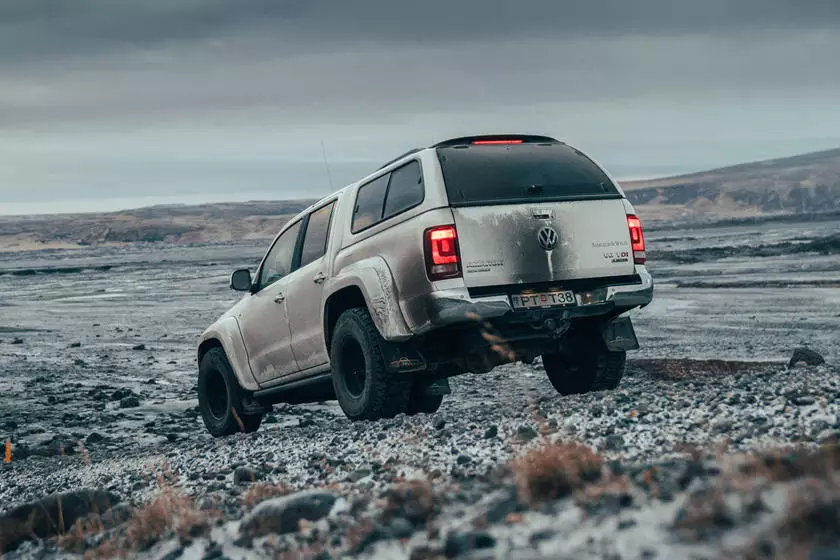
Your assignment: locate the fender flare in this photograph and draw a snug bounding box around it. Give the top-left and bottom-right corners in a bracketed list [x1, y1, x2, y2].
[324, 256, 413, 343]
[196, 316, 260, 392]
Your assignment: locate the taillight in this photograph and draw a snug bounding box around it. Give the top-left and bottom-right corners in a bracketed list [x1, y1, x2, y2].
[424, 225, 462, 281]
[627, 215, 646, 264]
[471, 139, 523, 145]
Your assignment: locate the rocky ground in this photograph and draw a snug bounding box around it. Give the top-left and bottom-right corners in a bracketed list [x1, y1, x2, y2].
[1, 218, 839, 559]
[2, 352, 838, 559]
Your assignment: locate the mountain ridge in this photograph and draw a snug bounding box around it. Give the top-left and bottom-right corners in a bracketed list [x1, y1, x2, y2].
[1, 146, 839, 252]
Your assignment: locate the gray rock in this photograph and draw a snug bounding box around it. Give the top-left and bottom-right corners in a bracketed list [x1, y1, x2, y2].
[603, 434, 625, 451]
[789, 347, 825, 368]
[240, 490, 337, 537]
[348, 469, 372, 482]
[517, 425, 538, 442]
[0, 489, 121, 552]
[234, 466, 261, 485]
[119, 395, 140, 408]
[99, 503, 134, 529]
[432, 416, 447, 430]
[388, 517, 415, 540]
[444, 531, 496, 558]
[483, 425, 498, 439]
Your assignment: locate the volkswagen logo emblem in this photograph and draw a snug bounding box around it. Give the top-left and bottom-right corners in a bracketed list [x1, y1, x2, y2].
[537, 226, 559, 251]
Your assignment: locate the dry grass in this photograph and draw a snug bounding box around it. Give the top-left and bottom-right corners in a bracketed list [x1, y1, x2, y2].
[84, 476, 219, 558]
[632, 358, 782, 381]
[740, 443, 840, 559]
[574, 473, 633, 516]
[739, 443, 840, 483]
[512, 442, 604, 506]
[382, 479, 437, 525]
[241, 483, 293, 508]
[58, 514, 105, 554]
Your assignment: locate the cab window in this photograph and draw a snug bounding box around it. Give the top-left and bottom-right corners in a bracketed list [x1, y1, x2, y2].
[299, 201, 336, 268]
[257, 220, 302, 290]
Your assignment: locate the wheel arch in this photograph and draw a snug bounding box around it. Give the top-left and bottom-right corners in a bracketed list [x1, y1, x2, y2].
[196, 316, 260, 392]
[323, 257, 413, 354]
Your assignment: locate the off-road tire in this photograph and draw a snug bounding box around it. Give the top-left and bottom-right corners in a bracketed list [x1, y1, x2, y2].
[406, 384, 444, 415]
[198, 347, 263, 437]
[330, 308, 411, 420]
[542, 335, 626, 396]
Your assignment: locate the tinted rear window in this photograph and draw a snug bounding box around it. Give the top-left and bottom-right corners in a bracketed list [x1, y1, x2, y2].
[383, 160, 424, 219]
[435, 143, 620, 206]
[352, 174, 389, 233]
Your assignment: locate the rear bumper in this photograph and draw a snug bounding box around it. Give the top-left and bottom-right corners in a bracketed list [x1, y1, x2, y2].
[410, 266, 653, 332]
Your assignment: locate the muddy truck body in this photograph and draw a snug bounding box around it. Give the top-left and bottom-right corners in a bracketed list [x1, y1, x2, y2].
[196, 134, 653, 435]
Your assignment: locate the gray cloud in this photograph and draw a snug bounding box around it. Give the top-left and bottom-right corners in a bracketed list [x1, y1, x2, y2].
[1, 0, 839, 214]
[2, 0, 839, 63]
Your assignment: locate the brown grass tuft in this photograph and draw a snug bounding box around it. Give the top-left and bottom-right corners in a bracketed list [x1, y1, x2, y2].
[512, 442, 604, 506]
[632, 358, 781, 381]
[382, 479, 437, 525]
[242, 483, 293, 507]
[739, 443, 840, 483]
[85, 481, 218, 557]
[672, 486, 734, 542]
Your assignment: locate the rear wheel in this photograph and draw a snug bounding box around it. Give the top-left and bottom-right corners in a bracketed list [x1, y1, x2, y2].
[330, 308, 411, 420]
[542, 333, 626, 396]
[198, 347, 263, 437]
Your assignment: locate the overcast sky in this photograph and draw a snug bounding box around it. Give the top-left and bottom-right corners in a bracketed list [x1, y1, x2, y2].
[2, 0, 840, 215]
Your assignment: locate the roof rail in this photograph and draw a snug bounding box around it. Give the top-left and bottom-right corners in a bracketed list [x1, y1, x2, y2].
[432, 134, 560, 148]
[377, 148, 423, 170]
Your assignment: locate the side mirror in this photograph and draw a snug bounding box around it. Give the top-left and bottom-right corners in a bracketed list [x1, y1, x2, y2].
[230, 269, 253, 292]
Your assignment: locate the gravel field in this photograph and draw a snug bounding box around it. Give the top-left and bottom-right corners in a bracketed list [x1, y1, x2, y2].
[1, 218, 838, 559]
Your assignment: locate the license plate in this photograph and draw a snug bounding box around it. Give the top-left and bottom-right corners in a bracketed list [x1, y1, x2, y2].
[511, 290, 577, 310]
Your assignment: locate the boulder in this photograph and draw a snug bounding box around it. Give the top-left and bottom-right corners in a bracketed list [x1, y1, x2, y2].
[240, 490, 336, 537]
[0, 489, 121, 552]
[789, 347, 825, 368]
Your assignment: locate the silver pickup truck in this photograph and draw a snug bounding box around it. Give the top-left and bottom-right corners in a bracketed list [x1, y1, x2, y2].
[196, 134, 653, 436]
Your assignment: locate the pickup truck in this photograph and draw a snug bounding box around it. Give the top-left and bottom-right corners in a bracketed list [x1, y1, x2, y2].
[196, 134, 653, 436]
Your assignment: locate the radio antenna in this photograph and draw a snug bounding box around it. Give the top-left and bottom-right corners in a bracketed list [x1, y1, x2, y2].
[320, 139, 335, 190]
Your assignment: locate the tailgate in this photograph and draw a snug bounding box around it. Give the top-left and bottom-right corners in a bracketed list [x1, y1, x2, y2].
[452, 198, 635, 288]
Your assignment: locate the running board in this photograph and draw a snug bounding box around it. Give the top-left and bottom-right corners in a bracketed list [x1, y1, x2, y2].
[253, 373, 335, 405]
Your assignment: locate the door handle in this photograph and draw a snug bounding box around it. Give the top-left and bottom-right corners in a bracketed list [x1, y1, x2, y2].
[313, 272, 326, 284]
[274, 293, 285, 304]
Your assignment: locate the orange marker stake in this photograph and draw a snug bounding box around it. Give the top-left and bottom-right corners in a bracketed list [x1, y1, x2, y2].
[4, 439, 11, 463]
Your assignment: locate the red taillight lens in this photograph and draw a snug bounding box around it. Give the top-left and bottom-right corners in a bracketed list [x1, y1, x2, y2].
[627, 215, 646, 264]
[424, 225, 462, 281]
[471, 139, 523, 145]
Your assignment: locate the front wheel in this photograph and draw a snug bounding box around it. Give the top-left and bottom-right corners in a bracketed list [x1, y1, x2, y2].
[198, 347, 263, 437]
[542, 335, 626, 396]
[330, 308, 411, 420]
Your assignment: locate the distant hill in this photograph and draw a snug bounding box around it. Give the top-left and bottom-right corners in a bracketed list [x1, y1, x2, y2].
[0, 200, 317, 252]
[1, 147, 839, 252]
[621, 147, 840, 222]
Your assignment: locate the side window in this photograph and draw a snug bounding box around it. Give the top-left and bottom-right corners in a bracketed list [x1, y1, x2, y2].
[383, 160, 424, 219]
[299, 201, 336, 268]
[351, 173, 389, 233]
[257, 220, 302, 290]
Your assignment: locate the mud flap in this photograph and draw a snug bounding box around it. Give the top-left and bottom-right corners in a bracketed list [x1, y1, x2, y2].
[380, 341, 427, 373]
[601, 316, 639, 351]
[423, 378, 452, 396]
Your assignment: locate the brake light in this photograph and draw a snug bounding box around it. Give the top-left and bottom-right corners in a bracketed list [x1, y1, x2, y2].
[627, 215, 646, 264]
[471, 139, 523, 145]
[424, 225, 462, 281]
